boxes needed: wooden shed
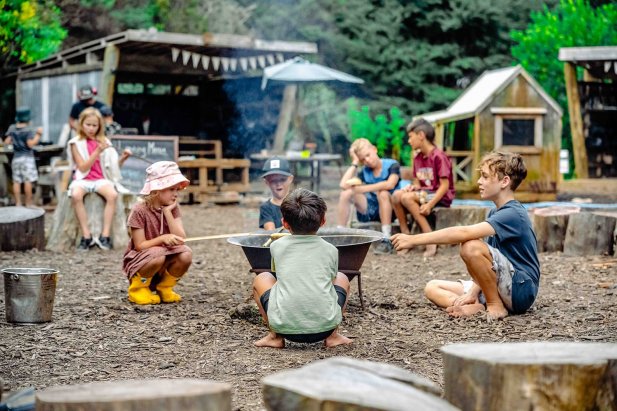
[13,29,317,156]
[416,65,563,201]
[559,46,617,179]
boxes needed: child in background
[3,107,42,207]
[259,156,294,230]
[253,188,352,348]
[67,107,131,251]
[100,105,122,137]
[337,138,401,254]
[391,118,455,257]
[123,161,192,305]
[392,152,540,320]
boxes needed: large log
[262,356,458,410]
[441,342,617,411]
[46,193,136,252]
[35,378,231,411]
[532,206,581,252]
[434,206,489,231]
[563,212,617,256]
[0,206,45,251]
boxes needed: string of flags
[171,48,285,72]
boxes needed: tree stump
[563,212,617,256]
[0,206,45,251]
[434,206,489,231]
[46,193,136,252]
[532,206,581,252]
[441,342,617,411]
[35,378,231,411]
[262,356,458,410]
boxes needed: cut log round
[0,206,45,251]
[46,193,136,252]
[441,342,617,411]
[35,378,231,411]
[563,212,617,256]
[434,206,489,231]
[262,356,457,410]
[532,206,580,252]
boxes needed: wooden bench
[178,158,250,203]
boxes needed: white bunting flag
[249,57,257,70]
[191,53,200,68]
[221,57,230,71]
[230,58,237,71]
[266,54,275,65]
[171,48,180,62]
[201,55,210,70]
[182,50,191,65]
[212,56,220,71]
[257,55,266,68]
[276,53,284,62]
[239,58,248,71]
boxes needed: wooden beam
[100,44,120,106]
[564,62,588,178]
[472,115,481,184]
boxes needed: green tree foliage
[511,0,617,111]
[0,0,66,71]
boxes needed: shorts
[459,244,514,311]
[68,179,114,197]
[11,155,38,183]
[356,192,380,222]
[260,285,347,343]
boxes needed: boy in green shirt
[252,188,352,348]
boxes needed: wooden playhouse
[416,65,563,201]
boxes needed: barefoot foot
[446,303,485,318]
[423,244,437,258]
[324,331,352,348]
[397,247,411,256]
[486,303,509,321]
[254,332,285,348]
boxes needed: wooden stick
[184,232,384,243]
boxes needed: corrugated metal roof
[419,65,562,123]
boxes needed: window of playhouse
[502,119,535,146]
[117,83,144,95]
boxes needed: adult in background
[69,85,105,130]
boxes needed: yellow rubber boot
[156,271,183,303]
[128,274,161,305]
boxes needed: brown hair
[77,107,106,142]
[480,151,527,191]
[406,118,435,142]
[280,188,327,234]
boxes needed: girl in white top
[67,107,130,251]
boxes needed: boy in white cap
[259,156,294,230]
[123,161,193,305]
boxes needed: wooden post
[35,378,231,411]
[442,342,617,411]
[100,44,120,106]
[262,357,457,410]
[564,62,588,178]
[272,84,297,154]
[472,115,481,186]
[0,206,45,251]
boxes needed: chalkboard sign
[111,135,179,194]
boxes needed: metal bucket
[2,268,58,324]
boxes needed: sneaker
[373,239,394,255]
[96,236,113,250]
[77,237,94,251]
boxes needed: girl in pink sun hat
[122,161,192,305]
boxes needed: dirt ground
[1,189,616,410]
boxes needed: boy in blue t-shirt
[392,151,540,320]
[3,107,42,207]
[258,156,294,230]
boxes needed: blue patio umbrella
[261,57,364,90]
[261,57,364,152]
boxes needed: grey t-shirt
[268,235,341,334]
[486,200,540,314]
[5,125,37,157]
